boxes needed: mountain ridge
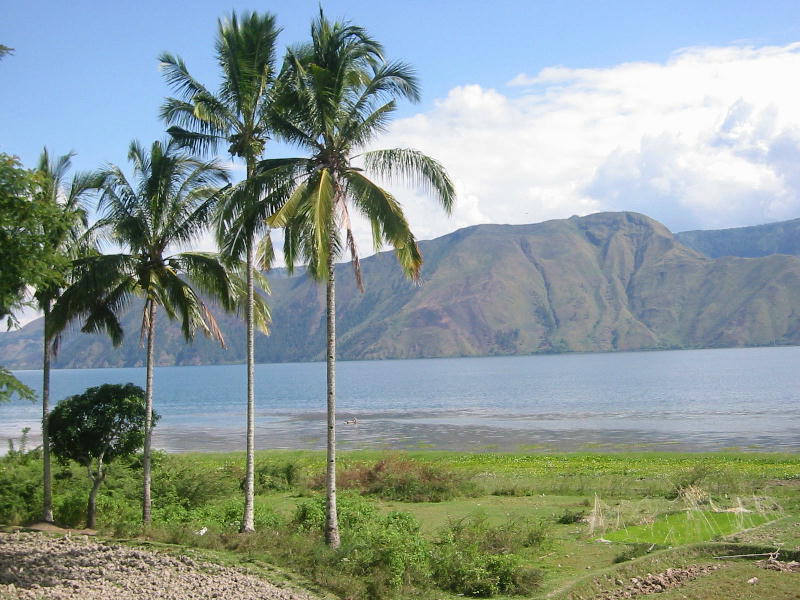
[3,211,800,369]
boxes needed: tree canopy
[0,154,68,322]
[48,383,153,466]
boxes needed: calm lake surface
[3,346,799,452]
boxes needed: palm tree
[53,139,268,524]
[159,11,281,532]
[263,12,455,547]
[32,148,99,523]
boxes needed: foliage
[556,508,586,524]
[0,154,64,319]
[265,11,455,282]
[254,460,306,493]
[336,511,431,593]
[31,148,99,328]
[52,139,265,346]
[48,384,152,466]
[427,513,548,597]
[160,10,282,261]
[0,366,35,403]
[326,456,480,501]
[440,512,551,555]
[294,492,378,531]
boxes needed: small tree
[48,383,155,528]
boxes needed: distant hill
[3,211,800,369]
[676,218,800,258]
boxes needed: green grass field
[2,449,798,599]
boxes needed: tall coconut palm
[159,11,281,532]
[32,148,99,523]
[52,139,268,524]
[263,12,455,547]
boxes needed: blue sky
[4,0,800,244]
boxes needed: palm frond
[363,148,455,214]
[343,169,422,280]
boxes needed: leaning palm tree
[264,12,455,547]
[159,11,281,532]
[32,148,99,523]
[53,139,268,524]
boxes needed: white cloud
[368,41,800,243]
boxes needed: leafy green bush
[431,542,521,597]
[0,453,41,524]
[294,491,378,531]
[337,511,431,594]
[430,513,546,597]
[254,460,306,493]
[431,514,549,597]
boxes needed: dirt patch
[21,522,96,535]
[0,532,317,600]
[593,564,724,599]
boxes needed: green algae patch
[604,510,773,545]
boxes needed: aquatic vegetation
[604,510,773,545]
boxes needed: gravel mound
[0,532,317,600]
[593,564,723,599]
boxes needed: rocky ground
[0,532,317,600]
[592,564,725,599]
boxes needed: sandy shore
[0,532,317,600]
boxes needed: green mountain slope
[3,211,800,369]
[676,218,800,258]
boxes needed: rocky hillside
[3,211,800,368]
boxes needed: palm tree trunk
[241,239,256,533]
[142,301,156,525]
[41,300,54,523]
[325,240,340,548]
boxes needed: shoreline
[5,424,798,456]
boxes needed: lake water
[2,346,799,453]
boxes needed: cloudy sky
[3,0,800,256]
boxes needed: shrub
[444,512,550,554]
[430,513,547,597]
[153,497,283,532]
[0,453,41,524]
[319,455,480,502]
[152,455,238,509]
[337,512,431,594]
[54,489,88,527]
[254,460,305,493]
[294,492,378,531]
[431,542,521,597]
[556,508,586,524]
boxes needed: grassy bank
[2,449,798,599]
